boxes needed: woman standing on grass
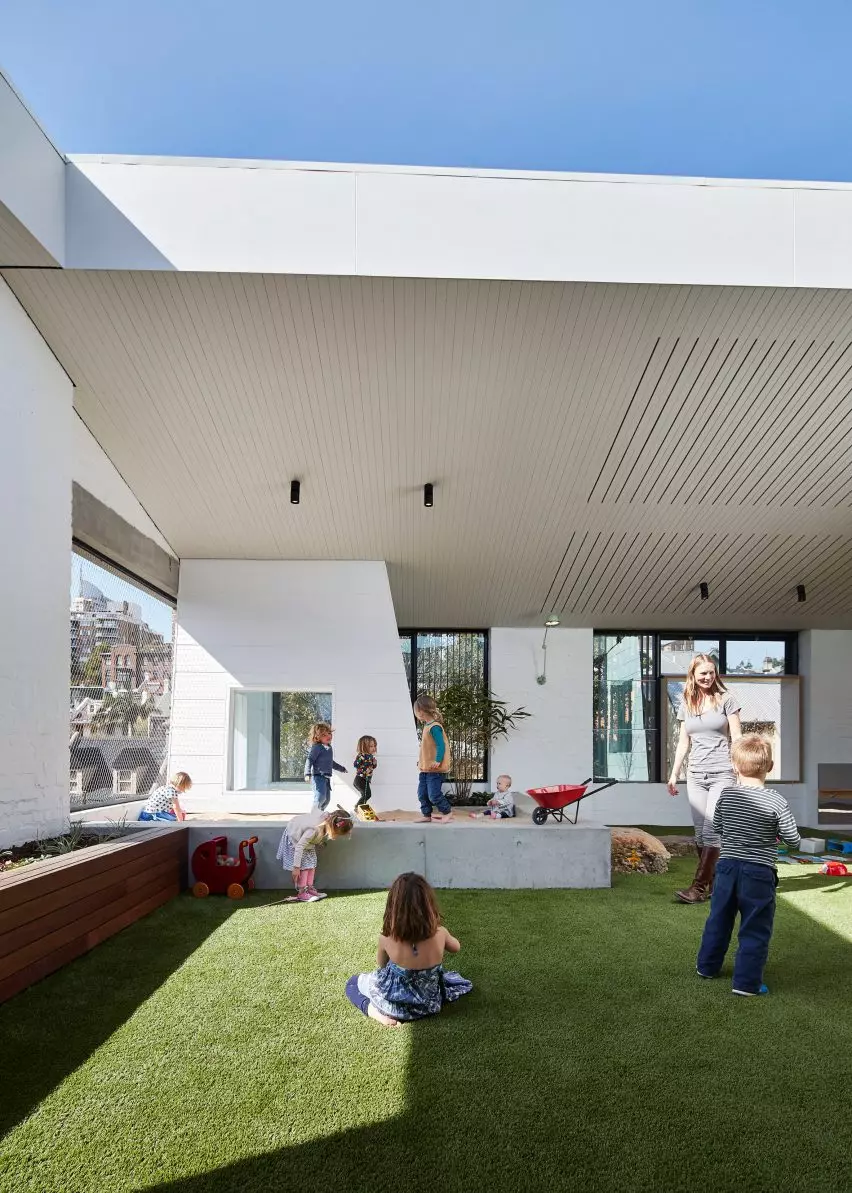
[668,654,742,904]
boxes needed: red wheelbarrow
[191,834,259,899]
[526,777,617,825]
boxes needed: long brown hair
[683,653,727,715]
[382,872,441,945]
[413,695,444,725]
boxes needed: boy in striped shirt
[696,734,800,996]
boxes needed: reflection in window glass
[231,690,332,789]
[593,634,657,781]
[660,638,720,675]
[725,641,786,675]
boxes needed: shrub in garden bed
[0,820,139,874]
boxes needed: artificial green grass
[1,860,851,1193]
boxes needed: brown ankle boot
[675,847,720,904]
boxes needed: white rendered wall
[490,627,788,828]
[0,279,71,846]
[170,561,418,813]
[72,414,176,556]
[0,73,65,264]
[799,630,852,827]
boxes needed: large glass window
[399,630,489,783]
[593,634,657,782]
[594,631,799,782]
[70,549,175,809]
[230,690,332,790]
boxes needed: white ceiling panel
[4,268,852,627]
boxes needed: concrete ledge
[73,483,179,599]
[186,820,611,890]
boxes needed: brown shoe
[675,847,720,904]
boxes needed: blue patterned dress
[356,959,472,1020]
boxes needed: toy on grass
[192,834,258,898]
[527,777,617,825]
[820,861,849,876]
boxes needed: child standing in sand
[304,722,347,812]
[353,736,378,808]
[413,696,454,823]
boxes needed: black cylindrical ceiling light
[797,584,806,603]
[290,479,300,505]
[424,483,434,508]
[699,582,709,601]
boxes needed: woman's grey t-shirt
[677,694,741,774]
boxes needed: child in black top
[304,722,347,812]
[353,736,378,808]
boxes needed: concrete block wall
[186,821,612,890]
[0,279,72,847]
[170,561,419,814]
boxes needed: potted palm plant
[436,682,531,806]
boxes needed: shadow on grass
[0,893,236,1139]
[148,869,852,1193]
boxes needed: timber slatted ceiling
[4,269,852,627]
[0,827,187,1004]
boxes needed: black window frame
[594,630,799,783]
[399,628,490,784]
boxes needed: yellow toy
[355,804,380,822]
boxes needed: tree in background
[90,691,146,738]
[437,682,531,805]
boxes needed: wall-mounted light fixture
[699,582,709,601]
[424,483,434,508]
[797,584,806,603]
[290,479,301,505]
[537,614,560,684]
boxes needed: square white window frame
[224,685,335,795]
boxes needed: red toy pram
[526,777,617,825]
[191,834,259,898]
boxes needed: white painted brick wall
[170,560,419,812]
[0,279,71,847]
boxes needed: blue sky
[71,554,175,641]
[2,1,851,179]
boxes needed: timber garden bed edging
[0,824,188,1004]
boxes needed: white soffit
[63,155,852,288]
[4,269,852,628]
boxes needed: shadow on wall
[64,165,175,270]
[149,873,852,1193]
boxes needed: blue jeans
[311,775,331,811]
[697,857,778,993]
[418,771,451,817]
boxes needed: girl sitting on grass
[276,807,353,901]
[345,872,473,1026]
[138,771,190,822]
